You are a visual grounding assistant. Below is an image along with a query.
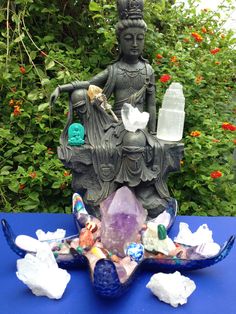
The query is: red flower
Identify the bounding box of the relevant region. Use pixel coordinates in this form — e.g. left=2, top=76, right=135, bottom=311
left=191, top=32, right=203, bottom=42
left=156, top=54, right=163, bottom=59
left=222, top=122, right=236, bottom=131
left=210, top=48, right=220, bottom=55
left=210, top=171, right=222, bottom=179
left=13, top=105, right=21, bottom=116
left=160, top=74, right=171, bottom=83
left=29, top=171, right=37, bottom=179
left=19, top=66, right=26, bottom=74
left=233, top=139, right=236, bottom=145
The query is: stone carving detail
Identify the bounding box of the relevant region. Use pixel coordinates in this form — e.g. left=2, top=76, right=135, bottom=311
left=50, top=0, right=184, bottom=218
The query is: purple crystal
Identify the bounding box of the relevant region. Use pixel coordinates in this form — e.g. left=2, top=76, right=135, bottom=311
left=100, top=187, right=147, bottom=257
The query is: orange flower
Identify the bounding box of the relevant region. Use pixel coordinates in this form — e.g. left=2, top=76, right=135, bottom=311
left=29, top=171, right=37, bottom=179
left=190, top=130, right=201, bottom=137
left=13, top=105, right=21, bottom=116
left=201, top=27, right=207, bottom=33
left=215, top=61, right=221, bottom=65
left=195, top=76, right=203, bottom=84
left=64, top=171, right=71, bottom=177
left=210, top=48, right=220, bottom=55
left=170, top=56, right=177, bottom=63
left=220, top=34, right=225, bottom=39
left=183, top=38, right=189, bottom=43
left=19, top=66, right=26, bottom=74
left=156, top=54, right=163, bottom=59
left=233, top=139, right=236, bottom=145
left=212, top=139, right=220, bottom=143
left=191, top=32, right=203, bottom=42
left=210, top=171, right=222, bottom=179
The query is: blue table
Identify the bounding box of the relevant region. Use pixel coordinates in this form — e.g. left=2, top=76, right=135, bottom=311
left=0, top=213, right=235, bottom=314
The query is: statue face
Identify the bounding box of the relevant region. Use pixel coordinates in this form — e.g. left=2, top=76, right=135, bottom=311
left=119, top=27, right=145, bottom=60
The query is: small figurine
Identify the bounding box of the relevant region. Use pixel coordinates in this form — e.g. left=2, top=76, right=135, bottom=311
left=68, top=123, right=85, bottom=146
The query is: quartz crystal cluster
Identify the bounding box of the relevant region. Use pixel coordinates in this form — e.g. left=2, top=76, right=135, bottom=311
left=16, top=243, right=70, bottom=299
left=146, top=271, right=196, bottom=307
left=121, top=103, right=150, bottom=132
left=174, top=222, right=221, bottom=257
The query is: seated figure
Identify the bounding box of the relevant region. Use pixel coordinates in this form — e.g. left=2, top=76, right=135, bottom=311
left=50, top=0, right=183, bottom=218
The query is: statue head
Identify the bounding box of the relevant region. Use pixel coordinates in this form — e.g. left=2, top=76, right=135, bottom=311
left=116, top=0, right=147, bottom=61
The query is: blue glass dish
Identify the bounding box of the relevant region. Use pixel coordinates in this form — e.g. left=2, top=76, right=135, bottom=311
left=1, top=199, right=235, bottom=298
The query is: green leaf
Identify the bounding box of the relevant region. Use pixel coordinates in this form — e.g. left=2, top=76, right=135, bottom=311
left=8, top=181, right=19, bottom=193
left=14, top=33, right=25, bottom=43
left=30, top=50, right=37, bottom=60
left=45, top=60, right=55, bottom=70
left=38, top=102, right=49, bottom=111
left=89, top=2, right=102, bottom=12
left=28, top=90, right=40, bottom=101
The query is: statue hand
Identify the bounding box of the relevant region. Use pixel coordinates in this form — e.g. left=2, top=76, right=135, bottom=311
left=50, top=86, right=60, bottom=106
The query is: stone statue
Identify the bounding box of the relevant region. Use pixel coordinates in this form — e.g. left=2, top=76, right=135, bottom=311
left=50, top=0, right=183, bottom=218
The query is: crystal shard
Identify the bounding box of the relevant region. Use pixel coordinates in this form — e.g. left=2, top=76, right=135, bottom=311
left=100, top=186, right=147, bottom=256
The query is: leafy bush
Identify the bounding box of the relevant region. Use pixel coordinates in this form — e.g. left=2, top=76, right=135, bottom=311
left=0, top=0, right=235, bottom=215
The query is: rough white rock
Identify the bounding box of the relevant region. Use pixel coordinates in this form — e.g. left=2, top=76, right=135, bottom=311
left=146, top=271, right=196, bottom=307
left=16, top=243, right=70, bottom=299
left=142, top=222, right=176, bottom=255
left=121, top=103, right=149, bottom=132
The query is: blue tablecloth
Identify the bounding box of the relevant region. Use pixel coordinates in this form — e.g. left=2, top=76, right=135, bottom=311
left=0, top=213, right=235, bottom=314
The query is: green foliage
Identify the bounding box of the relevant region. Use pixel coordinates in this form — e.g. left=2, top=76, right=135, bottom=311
left=0, top=0, right=235, bottom=215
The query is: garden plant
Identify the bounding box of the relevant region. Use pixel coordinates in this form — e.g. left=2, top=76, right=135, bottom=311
left=0, top=0, right=235, bottom=215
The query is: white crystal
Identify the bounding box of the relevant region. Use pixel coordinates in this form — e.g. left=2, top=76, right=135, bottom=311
left=16, top=243, right=70, bottom=299
left=36, top=228, right=66, bottom=241
left=156, top=82, right=185, bottom=141
left=175, top=222, right=215, bottom=246
left=121, top=103, right=149, bottom=132
left=146, top=271, right=196, bottom=307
